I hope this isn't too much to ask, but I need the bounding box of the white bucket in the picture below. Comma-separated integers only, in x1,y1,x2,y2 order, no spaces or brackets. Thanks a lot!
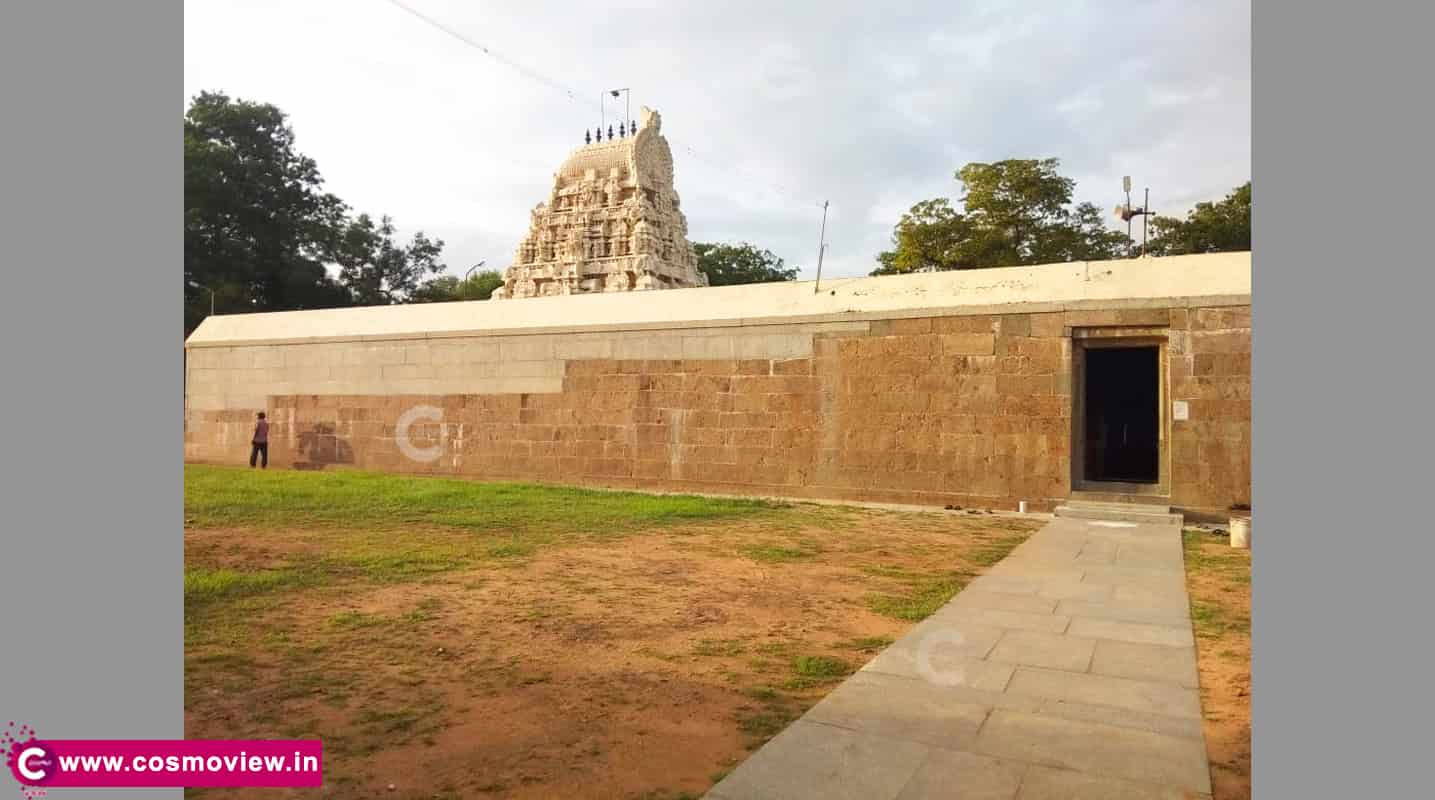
1230,516,1251,549
1018,501,1028,514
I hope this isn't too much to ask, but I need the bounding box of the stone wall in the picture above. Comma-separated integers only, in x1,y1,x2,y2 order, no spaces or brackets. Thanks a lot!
185,303,1251,517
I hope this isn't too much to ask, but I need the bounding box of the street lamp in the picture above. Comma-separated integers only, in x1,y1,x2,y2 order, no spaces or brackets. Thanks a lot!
464,260,487,282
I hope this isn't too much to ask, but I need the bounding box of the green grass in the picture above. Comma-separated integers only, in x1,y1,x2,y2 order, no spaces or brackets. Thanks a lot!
839,636,894,653
184,567,325,603
740,543,819,563
1182,529,1252,640
784,654,853,689
1182,529,1251,585
865,573,972,621
185,464,777,534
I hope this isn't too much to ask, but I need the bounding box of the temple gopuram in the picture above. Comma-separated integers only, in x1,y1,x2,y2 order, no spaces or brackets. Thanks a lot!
492,106,709,300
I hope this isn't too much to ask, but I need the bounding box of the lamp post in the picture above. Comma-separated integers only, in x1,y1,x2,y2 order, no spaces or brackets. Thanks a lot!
464,261,486,282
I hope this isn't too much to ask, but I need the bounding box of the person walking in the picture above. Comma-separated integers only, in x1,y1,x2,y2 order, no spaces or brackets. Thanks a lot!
250,411,269,469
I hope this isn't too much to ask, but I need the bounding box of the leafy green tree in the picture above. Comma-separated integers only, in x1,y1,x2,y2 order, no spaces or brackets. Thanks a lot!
411,270,506,303
870,199,970,275
873,158,1127,275
184,91,350,334
333,213,447,305
1145,182,1251,256
693,242,799,286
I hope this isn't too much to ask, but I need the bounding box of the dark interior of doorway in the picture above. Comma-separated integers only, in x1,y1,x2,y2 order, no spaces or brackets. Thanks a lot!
1083,346,1159,484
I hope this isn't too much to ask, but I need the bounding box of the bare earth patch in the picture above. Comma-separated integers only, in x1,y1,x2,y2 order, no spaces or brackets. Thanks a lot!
1183,529,1252,800
185,474,1038,800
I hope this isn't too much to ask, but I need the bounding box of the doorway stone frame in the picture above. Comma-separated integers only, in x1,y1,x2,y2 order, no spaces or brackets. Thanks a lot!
1069,325,1171,497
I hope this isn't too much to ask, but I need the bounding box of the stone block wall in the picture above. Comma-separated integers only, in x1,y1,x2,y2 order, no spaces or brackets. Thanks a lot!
185,303,1250,516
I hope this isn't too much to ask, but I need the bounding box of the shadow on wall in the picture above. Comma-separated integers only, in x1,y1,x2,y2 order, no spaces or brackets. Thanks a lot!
294,423,354,471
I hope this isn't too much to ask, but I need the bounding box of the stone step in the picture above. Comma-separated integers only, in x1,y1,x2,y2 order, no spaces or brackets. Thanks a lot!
1068,490,1173,509
1054,502,1183,526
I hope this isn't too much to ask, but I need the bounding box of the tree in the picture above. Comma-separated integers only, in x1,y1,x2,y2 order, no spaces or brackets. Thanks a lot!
333,213,447,305
184,91,350,334
873,158,1127,275
693,242,798,286
1145,182,1251,256
410,270,506,303
870,199,970,275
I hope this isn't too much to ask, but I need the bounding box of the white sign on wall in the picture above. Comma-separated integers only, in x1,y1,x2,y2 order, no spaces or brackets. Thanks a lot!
1172,401,1190,421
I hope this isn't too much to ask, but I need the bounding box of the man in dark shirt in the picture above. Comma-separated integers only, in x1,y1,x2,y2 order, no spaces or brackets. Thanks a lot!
250,412,269,469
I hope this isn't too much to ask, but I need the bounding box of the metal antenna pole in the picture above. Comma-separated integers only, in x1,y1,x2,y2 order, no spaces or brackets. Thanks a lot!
1126,186,1133,258
813,201,829,294
1142,188,1150,257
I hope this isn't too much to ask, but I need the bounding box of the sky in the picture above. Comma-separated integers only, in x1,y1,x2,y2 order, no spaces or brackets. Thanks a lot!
183,0,1250,281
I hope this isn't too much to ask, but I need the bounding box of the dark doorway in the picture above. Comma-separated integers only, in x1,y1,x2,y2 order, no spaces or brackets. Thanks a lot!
1083,346,1160,483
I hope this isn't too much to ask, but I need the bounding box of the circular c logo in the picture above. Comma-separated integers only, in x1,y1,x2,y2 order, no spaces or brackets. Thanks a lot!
914,629,969,688
15,743,56,785
395,405,445,463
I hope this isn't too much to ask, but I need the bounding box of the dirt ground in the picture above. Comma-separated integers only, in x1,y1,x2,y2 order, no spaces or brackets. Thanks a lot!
185,505,1038,799
1183,529,1252,800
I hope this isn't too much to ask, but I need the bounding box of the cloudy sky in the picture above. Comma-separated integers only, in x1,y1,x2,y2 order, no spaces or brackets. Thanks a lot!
184,0,1250,280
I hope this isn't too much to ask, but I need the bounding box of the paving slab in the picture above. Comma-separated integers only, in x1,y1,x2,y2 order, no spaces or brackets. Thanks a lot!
1068,617,1194,648
932,606,1073,635
1056,598,1190,626
1089,639,1200,688
805,671,991,750
705,516,1211,800
896,750,1027,800
1016,765,1211,800
974,710,1211,794
707,720,931,800
1005,666,1202,719
986,630,1097,672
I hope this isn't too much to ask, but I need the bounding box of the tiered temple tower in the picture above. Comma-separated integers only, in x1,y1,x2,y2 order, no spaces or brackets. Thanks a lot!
491,106,709,299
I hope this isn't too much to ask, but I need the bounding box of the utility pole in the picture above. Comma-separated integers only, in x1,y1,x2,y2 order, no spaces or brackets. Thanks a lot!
1124,176,1133,258
1142,187,1150,257
1114,177,1153,258
813,200,829,294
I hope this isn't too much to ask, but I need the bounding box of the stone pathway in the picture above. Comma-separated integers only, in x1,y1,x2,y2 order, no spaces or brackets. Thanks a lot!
706,516,1211,800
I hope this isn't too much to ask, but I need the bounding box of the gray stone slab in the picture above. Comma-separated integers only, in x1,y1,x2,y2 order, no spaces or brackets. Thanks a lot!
1016,765,1211,800
895,750,1027,800
932,606,1072,635
862,628,1015,692
1111,583,1190,605
710,516,1212,800
947,590,1058,615
806,671,992,751
1089,639,1200,689
965,574,1045,596
1035,580,1113,602
708,720,930,800
1068,617,1194,648
1030,697,1206,741
987,563,1086,583
1005,667,1203,719
1080,566,1186,591
987,630,1096,672
974,710,1212,795
1056,598,1190,626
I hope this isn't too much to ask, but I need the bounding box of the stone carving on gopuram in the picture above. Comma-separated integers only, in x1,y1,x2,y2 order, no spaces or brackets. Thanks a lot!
491,106,709,299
